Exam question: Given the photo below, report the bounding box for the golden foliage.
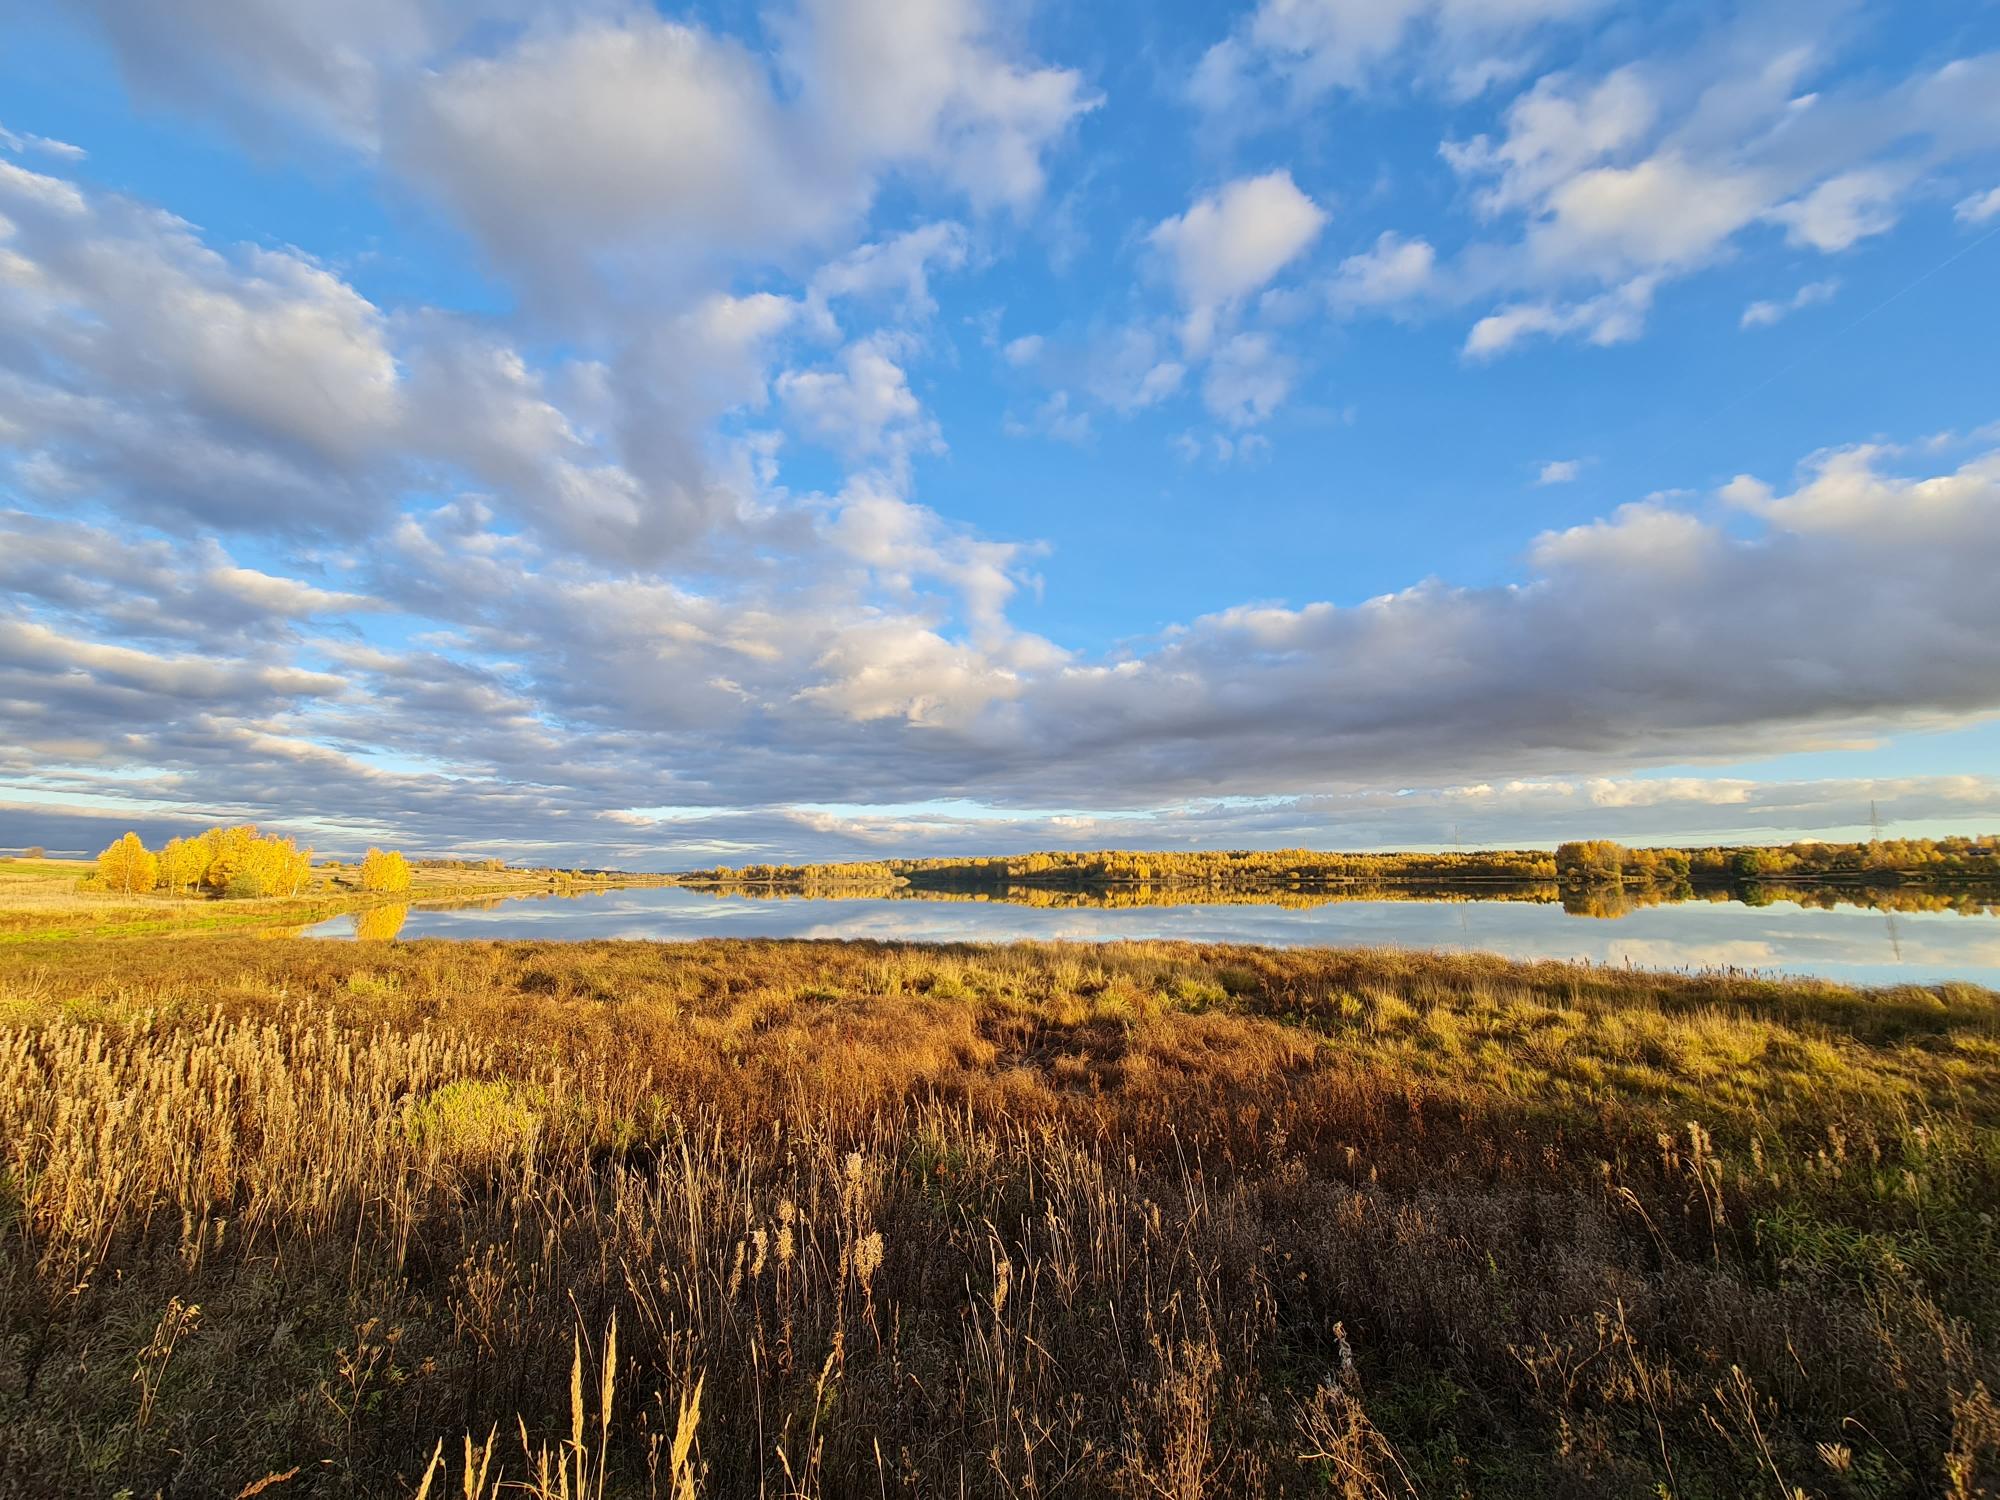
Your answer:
[359,847,413,894]
[91,824,315,901]
[93,830,158,896]
[685,834,2000,893]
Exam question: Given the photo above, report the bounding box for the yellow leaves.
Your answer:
[160,836,210,897]
[359,847,412,894]
[92,825,316,900]
[94,831,158,897]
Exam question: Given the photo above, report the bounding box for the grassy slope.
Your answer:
[2,937,1997,1497]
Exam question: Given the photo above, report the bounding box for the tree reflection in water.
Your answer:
[352,903,410,941]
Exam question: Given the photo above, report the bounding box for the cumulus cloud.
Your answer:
[1768,167,1910,252]
[0,155,808,564]
[60,0,1087,321]
[778,335,941,474]
[1436,33,2000,353]
[1536,459,1581,484]
[387,2,1089,308]
[389,16,852,303]
[1330,231,1437,308]
[1442,67,1657,216]
[1150,170,1327,352]
[806,221,969,326]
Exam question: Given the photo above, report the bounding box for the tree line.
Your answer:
[684,835,2000,892]
[91,827,412,899]
[681,847,1564,888]
[1557,835,2000,885]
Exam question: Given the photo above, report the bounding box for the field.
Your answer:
[2,935,1997,1498]
[0,858,664,943]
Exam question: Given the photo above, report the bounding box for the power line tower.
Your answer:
[1868,799,1885,845]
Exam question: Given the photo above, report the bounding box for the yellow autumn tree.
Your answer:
[243,833,307,897]
[199,825,250,895]
[94,832,159,896]
[159,836,211,897]
[359,847,412,894]
[277,839,315,896]
[1555,840,1627,884]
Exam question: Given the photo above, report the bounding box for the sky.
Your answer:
[2,0,1999,868]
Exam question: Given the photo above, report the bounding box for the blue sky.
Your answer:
[2,0,1999,866]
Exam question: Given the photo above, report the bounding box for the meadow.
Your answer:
[2,933,1997,1498]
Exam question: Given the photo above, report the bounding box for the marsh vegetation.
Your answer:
[2,937,1996,1497]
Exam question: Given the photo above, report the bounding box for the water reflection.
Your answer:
[352,903,410,941]
[680,876,2000,920]
[302,880,2000,987]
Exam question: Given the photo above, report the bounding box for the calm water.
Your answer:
[302,884,2000,988]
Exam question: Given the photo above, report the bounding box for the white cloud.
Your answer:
[1192,0,1606,112]
[1001,334,1044,366]
[778,0,1098,212]
[0,123,87,160]
[1536,459,1581,484]
[1150,171,1327,352]
[1443,66,1657,216]
[1439,38,2000,356]
[0,154,803,564]
[389,2,1090,308]
[806,221,969,326]
[1528,152,1771,275]
[390,16,851,302]
[1464,275,1656,358]
[1740,278,1839,329]
[1768,167,1909,252]
[777,335,940,472]
[12,10,2000,868]
[1200,332,1297,428]
[1330,231,1437,307]
[1954,185,2000,224]
[0,156,402,530]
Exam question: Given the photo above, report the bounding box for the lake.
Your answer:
[302,882,2000,987]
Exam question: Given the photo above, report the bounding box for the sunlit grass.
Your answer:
[0,936,1995,1495]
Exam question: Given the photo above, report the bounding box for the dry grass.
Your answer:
[1,937,1997,1497]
